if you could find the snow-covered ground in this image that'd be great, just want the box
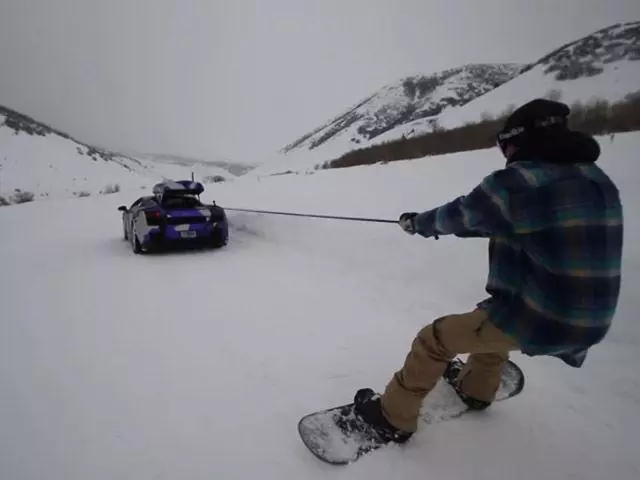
[1,132,639,480]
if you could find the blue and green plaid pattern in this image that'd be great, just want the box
[413,160,623,367]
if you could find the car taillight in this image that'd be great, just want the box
[145,210,163,225]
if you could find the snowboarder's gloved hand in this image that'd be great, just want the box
[398,212,418,234]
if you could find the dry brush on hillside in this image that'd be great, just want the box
[325,91,640,170]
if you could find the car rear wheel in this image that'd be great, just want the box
[131,229,143,254]
[210,228,228,248]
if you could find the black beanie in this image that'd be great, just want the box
[497,98,571,152]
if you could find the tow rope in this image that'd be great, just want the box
[224,207,398,224]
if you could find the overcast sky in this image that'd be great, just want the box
[0,1,638,161]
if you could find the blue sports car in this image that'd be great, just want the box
[118,180,229,254]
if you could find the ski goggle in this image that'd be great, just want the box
[496,126,525,155]
[496,115,567,153]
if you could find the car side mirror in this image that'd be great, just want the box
[117,206,127,212]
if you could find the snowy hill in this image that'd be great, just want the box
[281,64,524,155]
[0,105,153,201]
[0,105,235,203]
[281,21,640,160]
[1,131,639,480]
[437,20,640,129]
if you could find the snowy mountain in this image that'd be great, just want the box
[437,20,640,130]
[281,64,524,155]
[0,105,235,203]
[282,21,640,157]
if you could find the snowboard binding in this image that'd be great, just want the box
[443,359,492,411]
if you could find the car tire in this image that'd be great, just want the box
[123,222,128,240]
[210,229,228,248]
[131,229,143,254]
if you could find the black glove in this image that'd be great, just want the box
[398,212,418,234]
[399,212,440,239]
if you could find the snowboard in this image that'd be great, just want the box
[297,358,525,465]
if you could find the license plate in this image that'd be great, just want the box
[180,231,197,238]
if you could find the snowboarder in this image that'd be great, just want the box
[352,98,624,444]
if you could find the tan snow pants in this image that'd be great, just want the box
[380,308,520,433]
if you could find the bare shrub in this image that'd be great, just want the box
[203,175,226,183]
[500,104,517,118]
[10,190,35,204]
[101,183,120,194]
[608,91,640,133]
[575,98,611,135]
[431,119,444,132]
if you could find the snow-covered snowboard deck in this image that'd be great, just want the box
[297,358,524,465]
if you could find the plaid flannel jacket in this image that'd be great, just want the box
[413,160,623,367]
